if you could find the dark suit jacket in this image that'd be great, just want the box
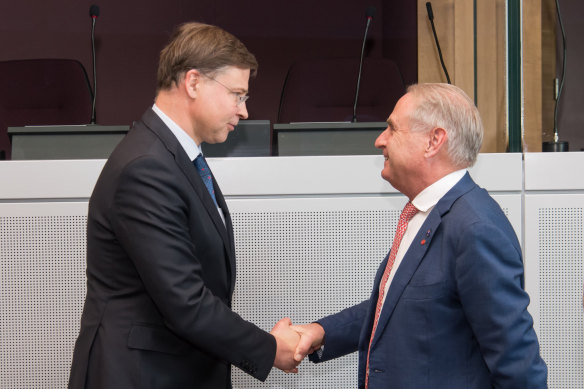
[312,173,547,388]
[69,108,276,389]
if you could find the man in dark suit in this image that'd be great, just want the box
[291,83,548,388]
[68,22,299,389]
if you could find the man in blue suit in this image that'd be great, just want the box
[292,83,547,388]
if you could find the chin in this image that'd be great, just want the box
[381,171,392,184]
[211,132,230,144]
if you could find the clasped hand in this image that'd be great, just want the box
[270,318,325,373]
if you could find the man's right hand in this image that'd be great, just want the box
[290,322,325,362]
[270,317,301,373]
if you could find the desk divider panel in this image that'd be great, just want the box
[524,153,584,389]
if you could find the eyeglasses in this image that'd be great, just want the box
[202,74,249,106]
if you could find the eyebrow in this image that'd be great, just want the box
[387,118,397,132]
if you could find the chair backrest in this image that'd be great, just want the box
[0,105,9,160]
[277,57,405,123]
[0,59,93,159]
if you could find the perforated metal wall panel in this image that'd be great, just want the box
[229,198,402,388]
[0,204,87,389]
[525,195,584,389]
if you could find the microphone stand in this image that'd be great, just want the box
[90,7,98,124]
[543,0,568,151]
[426,2,451,84]
[352,16,373,123]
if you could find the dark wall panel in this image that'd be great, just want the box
[556,1,584,151]
[0,0,417,127]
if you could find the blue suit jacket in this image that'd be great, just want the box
[313,173,547,388]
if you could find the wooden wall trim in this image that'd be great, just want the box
[418,0,507,153]
[523,0,543,152]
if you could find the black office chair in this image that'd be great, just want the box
[0,106,9,160]
[277,57,405,123]
[0,59,93,159]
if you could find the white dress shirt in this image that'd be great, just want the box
[152,104,201,159]
[152,104,225,224]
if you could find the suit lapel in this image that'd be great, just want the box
[362,252,390,346]
[178,153,232,247]
[370,173,478,347]
[139,109,235,264]
[212,175,237,294]
[370,212,440,347]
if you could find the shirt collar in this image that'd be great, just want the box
[152,104,201,161]
[412,169,467,213]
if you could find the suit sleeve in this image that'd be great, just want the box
[110,155,276,381]
[310,299,370,362]
[455,218,547,388]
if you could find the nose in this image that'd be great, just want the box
[237,101,249,120]
[375,128,388,150]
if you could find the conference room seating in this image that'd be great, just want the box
[0,106,9,160]
[0,59,93,160]
[277,57,405,123]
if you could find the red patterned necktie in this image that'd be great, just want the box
[365,201,418,388]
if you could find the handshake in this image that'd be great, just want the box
[270,318,326,373]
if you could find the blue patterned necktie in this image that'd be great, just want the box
[193,154,218,207]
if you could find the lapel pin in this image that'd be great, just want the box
[421,230,431,245]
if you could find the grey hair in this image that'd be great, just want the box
[406,83,483,167]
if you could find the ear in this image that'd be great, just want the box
[424,126,448,158]
[183,69,201,99]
